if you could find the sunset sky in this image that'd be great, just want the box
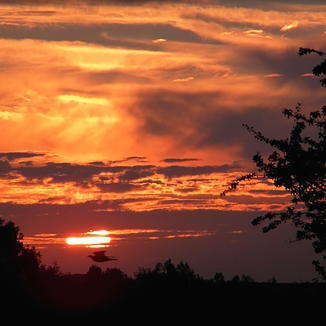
[1,0,326,282]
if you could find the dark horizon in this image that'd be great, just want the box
[1,0,326,286]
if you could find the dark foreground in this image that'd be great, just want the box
[2,265,326,323]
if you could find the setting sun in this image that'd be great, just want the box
[66,230,111,246]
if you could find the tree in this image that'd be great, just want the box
[214,272,225,283]
[0,218,42,281]
[134,258,201,285]
[221,48,326,279]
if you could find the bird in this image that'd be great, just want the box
[88,251,118,262]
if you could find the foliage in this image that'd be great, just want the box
[214,272,225,283]
[298,47,326,86]
[221,48,326,279]
[134,258,202,285]
[0,218,42,281]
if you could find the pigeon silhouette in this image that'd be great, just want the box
[88,251,117,262]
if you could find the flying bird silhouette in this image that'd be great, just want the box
[88,251,118,262]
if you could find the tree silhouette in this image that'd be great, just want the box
[221,48,326,279]
[135,258,201,285]
[0,218,42,282]
[214,272,225,283]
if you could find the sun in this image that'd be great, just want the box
[66,230,111,246]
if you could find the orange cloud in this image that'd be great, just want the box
[0,1,325,214]
[263,74,283,78]
[173,76,194,82]
[153,38,167,43]
[280,21,299,31]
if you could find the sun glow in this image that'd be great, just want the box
[66,230,111,246]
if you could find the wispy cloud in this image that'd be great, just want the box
[153,38,167,43]
[244,29,263,36]
[173,76,194,82]
[161,158,200,163]
[300,73,315,77]
[263,74,283,78]
[280,20,299,32]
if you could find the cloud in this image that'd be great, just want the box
[156,163,242,178]
[1,1,326,213]
[110,157,149,164]
[96,182,146,193]
[153,38,167,43]
[263,74,283,78]
[2,158,241,185]
[119,169,155,181]
[0,152,256,210]
[300,73,315,77]
[0,160,11,175]
[57,95,111,105]
[173,76,194,82]
[243,29,272,39]
[0,152,45,161]
[280,21,299,32]
[244,29,264,36]
[0,0,217,5]
[0,111,23,121]
[161,158,200,163]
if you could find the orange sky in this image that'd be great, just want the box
[1,0,325,281]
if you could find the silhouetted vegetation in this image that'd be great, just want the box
[221,48,326,279]
[1,218,325,322]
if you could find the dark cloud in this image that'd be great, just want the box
[156,198,212,206]
[222,194,291,205]
[0,0,216,6]
[249,189,290,196]
[0,153,244,197]
[12,162,155,185]
[1,0,325,10]
[130,88,299,160]
[88,70,152,85]
[16,162,104,183]
[130,33,326,160]
[96,182,146,193]
[110,157,149,164]
[124,156,148,162]
[0,160,12,176]
[0,24,109,45]
[88,161,105,165]
[238,46,326,88]
[38,196,67,203]
[175,186,199,193]
[215,0,326,8]
[0,22,213,47]
[161,158,200,163]
[0,202,257,232]
[0,152,45,161]
[119,169,155,181]
[156,163,242,178]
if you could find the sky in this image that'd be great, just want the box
[1,0,326,282]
